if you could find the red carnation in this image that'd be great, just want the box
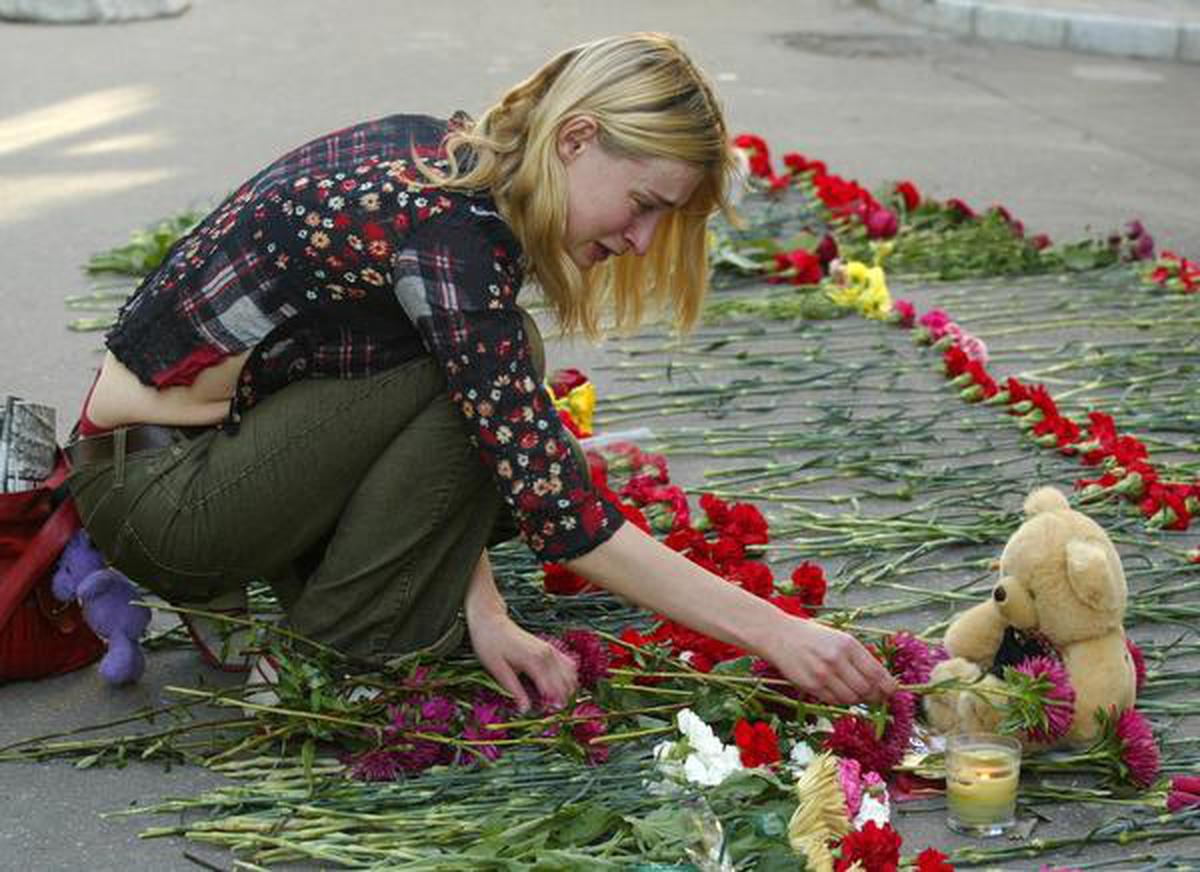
[730,560,775,598]
[891,298,917,328]
[733,133,772,178]
[542,563,596,595]
[724,502,770,545]
[835,821,902,872]
[894,180,921,212]
[915,847,955,872]
[548,367,589,398]
[769,594,811,619]
[790,561,828,607]
[700,492,731,527]
[770,248,824,285]
[733,718,781,768]
[946,197,976,220]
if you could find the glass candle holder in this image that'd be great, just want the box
[945,733,1021,836]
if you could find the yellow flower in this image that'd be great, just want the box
[550,380,596,436]
[787,752,851,869]
[825,259,892,319]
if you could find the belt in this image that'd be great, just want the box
[65,424,204,468]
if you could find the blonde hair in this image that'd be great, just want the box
[427,33,735,338]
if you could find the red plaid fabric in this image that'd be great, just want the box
[104,114,624,561]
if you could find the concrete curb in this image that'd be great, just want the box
[875,0,1200,63]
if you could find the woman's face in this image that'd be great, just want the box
[557,117,703,270]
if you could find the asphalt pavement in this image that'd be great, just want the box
[1,1,1199,869]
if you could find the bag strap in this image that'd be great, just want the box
[0,453,81,633]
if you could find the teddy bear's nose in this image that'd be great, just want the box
[993,586,1007,603]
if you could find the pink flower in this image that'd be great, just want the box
[838,756,865,817]
[1167,773,1200,812]
[917,309,953,341]
[1114,708,1160,788]
[1125,638,1147,696]
[865,206,899,239]
[957,333,989,365]
[891,298,916,328]
[1013,656,1076,743]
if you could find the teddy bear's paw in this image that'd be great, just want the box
[930,658,982,685]
[923,692,962,736]
[923,658,982,736]
[957,675,1006,735]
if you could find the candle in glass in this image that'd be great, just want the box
[945,733,1021,836]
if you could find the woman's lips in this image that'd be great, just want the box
[591,242,612,263]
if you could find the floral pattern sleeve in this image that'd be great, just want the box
[392,211,626,561]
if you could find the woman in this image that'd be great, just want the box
[67,33,896,711]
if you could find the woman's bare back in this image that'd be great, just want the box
[85,350,250,430]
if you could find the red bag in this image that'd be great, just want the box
[0,454,105,682]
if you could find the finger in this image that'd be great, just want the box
[852,650,898,700]
[491,661,530,712]
[817,672,860,706]
[835,662,874,701]
[531,649,578,709]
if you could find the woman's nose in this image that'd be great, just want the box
[623,213,661,256]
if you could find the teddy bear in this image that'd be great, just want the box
[52,530,151,685]
[924,486,1136,746]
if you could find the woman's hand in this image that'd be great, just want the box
[463,550,578,712]
[762,615,897,705]
[567,525,897,706]
[466,609,578,712]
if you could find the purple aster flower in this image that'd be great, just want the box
[562,629,611,689]
[1125,638,1147,695]
[419,695,458,726]
[348,749,404,782]
[825,691,915,776]
[459,694,511,764]
[393,737,449,774]
[1114,708,1160,789]
[1013,656,1076,744]
[571,702,609,765]
[887,632,936,685]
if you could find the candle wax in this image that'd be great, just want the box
[946,747,1019,827]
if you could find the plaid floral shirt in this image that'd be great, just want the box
[106,114,625,561]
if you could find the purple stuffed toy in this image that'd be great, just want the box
[52,530,151,685]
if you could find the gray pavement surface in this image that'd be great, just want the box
[1,1,1199,869]
[876,0,1200,63]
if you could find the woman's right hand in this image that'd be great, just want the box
[568,524,897,706]
[761,614,897,705]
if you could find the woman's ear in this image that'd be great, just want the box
[557,115,599,163]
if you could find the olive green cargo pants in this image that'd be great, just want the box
[69,316,549,662]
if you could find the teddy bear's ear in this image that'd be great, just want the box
[1065,539,1124,614]
[1024,486,1070,517]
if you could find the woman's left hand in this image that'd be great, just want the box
[467,609,579,713]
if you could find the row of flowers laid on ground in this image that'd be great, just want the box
[893,302,1200,538]
[729,132,1198,294]
[718,134,1200,536]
